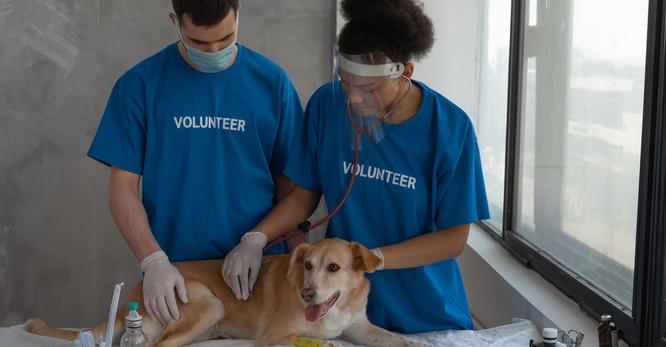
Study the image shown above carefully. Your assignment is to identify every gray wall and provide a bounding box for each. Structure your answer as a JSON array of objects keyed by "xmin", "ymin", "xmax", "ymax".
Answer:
[{"xmin": 0, "ymin": 0, "xmax": 336, "ymax": 328}]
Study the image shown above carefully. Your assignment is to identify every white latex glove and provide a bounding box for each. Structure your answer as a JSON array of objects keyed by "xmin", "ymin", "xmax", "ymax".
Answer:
[
  {"xmin": 141, "ymin": 251, "xmax": 188, "ymax": 325},
  {"xmin": 370, "ymin": 247, "xmax": 385, "ymax": 271},
  {"xmin": 222, "ymin": 231, "xmax": 267, "ymax": 300}
]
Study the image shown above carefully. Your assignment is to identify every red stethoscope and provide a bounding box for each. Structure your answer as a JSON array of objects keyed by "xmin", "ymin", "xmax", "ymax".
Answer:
[{"xmin": 263, "ymin": 77, "xmax": 412, "ymax": 252}]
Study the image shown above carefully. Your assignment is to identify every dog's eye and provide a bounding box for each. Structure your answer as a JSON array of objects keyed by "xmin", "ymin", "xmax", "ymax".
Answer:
[
  {"xmin": 304, "ymin": 261, "xmax": 313, "ymax": 270},
  {"xmin": 328, "ymin": 263, "xmax": 340, "ymax": 272}
]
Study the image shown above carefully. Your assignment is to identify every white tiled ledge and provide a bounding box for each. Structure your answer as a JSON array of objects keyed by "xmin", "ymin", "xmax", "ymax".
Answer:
[{"xmin": 459, "ymin": 225, "xmax": 607, "ymax": 347}]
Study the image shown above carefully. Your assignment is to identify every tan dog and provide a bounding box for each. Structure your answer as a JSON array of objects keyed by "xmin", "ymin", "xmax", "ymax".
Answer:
[{"xmin": 25, "ymin": 239, "xmax": 429, "ymax": 347}]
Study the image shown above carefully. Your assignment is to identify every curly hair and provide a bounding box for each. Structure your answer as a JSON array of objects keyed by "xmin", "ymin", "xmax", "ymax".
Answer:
[
  {"xmin": 172, "ymin": 0, "xmax": 239, "ymax": 27},
  {"xmin": 338, "ymin": 0, "xmax": 435, "ymax": 63}
]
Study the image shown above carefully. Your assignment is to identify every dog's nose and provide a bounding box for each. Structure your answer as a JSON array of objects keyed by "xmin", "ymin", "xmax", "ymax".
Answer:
[{"xmin": 301, "ymin": 287, "xmax": 315, "ymax": 303}]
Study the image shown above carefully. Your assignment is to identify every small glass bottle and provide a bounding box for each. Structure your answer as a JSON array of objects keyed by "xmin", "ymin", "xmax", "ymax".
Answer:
[
  {"xmin": 610, "ymin": 321, "xmax": 619, "ymax": 347},
  {"xmin": 120, "ymin": 301, "xmax": 148, "ymax": 347},
  {"xmin": 598, "ymin": 315, "xmax": 613, "ymax": 347}
]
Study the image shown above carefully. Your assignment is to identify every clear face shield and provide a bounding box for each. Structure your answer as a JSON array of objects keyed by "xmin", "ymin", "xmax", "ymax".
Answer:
[{"xmin": 333, "ymin": 50, "xmax": 409, "ymax": 150}]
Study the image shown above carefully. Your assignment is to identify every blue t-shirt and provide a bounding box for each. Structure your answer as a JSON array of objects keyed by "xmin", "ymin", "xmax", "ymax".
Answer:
[
  {"xmin": 284, "ymin": 81, "xmax": 490, "ymax": 333},
  {"xmin": 88, "ymin": 43, "xmax": 303, "ymax": 261}
]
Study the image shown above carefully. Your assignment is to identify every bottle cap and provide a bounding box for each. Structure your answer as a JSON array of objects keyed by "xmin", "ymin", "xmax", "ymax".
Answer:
[
  {"xmin": 601, "ymin": 314, "xmax": 611, "ymax": 321},
  {"xmin": 542, "ymin": 327, "xmax": 558, "ymax": 340},
  {"xmin": 125, "ymin": 302, "xmax": 143, "ymax": 328}
]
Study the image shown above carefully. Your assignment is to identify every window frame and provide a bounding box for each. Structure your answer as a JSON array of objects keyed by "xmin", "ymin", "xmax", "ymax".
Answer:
[
  {"xmin": 638, "ymin": 0, "xmax": 666, "ymax": 345},
  {"xmin": 476, "ymin": 0, "xmax": 666, "ymax": 345}
]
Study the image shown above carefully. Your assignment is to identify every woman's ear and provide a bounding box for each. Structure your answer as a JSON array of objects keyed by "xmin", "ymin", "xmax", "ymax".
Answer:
[
  {"xmin": 351, "ymin": 242, "xmax": 382, "ymax": 273},
  {"xmin": 287, "ymin": 243, "xmax": 312, "ymax": 286},
  {"xmin": 403, "ymin": 63, "xmax": 415, "ymax": 79}
]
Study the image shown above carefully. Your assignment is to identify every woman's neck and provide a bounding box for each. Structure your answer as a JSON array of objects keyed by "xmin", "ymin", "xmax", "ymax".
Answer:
[{"xmin": 384, "ymin": 79, "xmax": 423, "ymax": 124}]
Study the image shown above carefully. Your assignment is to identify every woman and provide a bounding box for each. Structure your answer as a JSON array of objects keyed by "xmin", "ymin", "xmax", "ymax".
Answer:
[{"xmin": 223, "ymin": 0, "xmax": 489, "ymax": 333}]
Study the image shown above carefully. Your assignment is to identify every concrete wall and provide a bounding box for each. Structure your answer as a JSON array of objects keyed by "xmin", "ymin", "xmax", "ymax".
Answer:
[{"xmin": 0, "ymin": 0, "xmax": 336, "ymax": 328}]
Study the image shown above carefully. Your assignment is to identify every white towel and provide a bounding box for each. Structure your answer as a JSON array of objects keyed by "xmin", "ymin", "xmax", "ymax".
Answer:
[{"xmin": 1, "ymin": 319, "xmax": 540, "ymax": 347}]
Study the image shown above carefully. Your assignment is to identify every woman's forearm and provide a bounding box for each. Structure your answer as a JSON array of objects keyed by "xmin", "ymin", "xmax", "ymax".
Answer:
[
  {"xmin": 380, "ymin": 224, "xmax": 471, "ymax": 270},
  {"xmin": 256, "ymin": 186, "xmax": 322, "ymax": 242}
]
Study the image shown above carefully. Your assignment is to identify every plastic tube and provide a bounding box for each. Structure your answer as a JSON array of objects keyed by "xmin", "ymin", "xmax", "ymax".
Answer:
[{"xmin": 105, "ymin": 282, "xmax": 124, "ymax": 347}]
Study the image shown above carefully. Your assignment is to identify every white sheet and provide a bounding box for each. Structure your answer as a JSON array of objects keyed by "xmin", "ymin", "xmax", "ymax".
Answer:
[{"xmin": 1, "ymin": 319, "xmax": 539, "ymax": 347}]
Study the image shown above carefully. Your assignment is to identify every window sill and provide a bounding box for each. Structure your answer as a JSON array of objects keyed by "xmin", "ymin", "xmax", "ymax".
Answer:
[{"xmin": 460, "ymin": 225, "xmax": 611, "ymax": 347}]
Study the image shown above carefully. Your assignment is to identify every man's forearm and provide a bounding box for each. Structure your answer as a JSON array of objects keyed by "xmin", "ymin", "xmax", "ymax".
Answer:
[
  {"xmin": 380, "ymin": 224, "xmax": 471, "ymax": 269},
  {"xmin": 109, "ymin": 168, "xmax": 161, "ymax": 262}
]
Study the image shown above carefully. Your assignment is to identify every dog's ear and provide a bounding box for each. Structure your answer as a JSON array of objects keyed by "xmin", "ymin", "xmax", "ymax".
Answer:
[
  {"xmin": 287, "ymin": 243, "xmax": 312, "ymax": 285},
  {"xmin": 351, "ymin": 242, "xmax": 381, "ymax": 273}
]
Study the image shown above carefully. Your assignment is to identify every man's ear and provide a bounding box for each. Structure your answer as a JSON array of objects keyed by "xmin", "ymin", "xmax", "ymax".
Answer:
[
  {"xmin": 169, "ymin": 13, "xmax": 177, "ymax": 26},
  {"xmin": 351, "ymin": 242, "xmax": 381, "ymax": 273},
  {"xmin": 287, "ymin": 243, "xmax": 312, "ymax": 286}
]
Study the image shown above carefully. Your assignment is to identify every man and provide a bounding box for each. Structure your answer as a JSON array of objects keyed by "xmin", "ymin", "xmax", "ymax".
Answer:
[{"xmin": 87, "ymin": 0, "xmax": 302, "ymax": 326}]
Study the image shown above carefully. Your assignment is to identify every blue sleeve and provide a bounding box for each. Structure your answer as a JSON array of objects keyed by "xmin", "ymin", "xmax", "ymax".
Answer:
[
  {"xmin": 87, "ymin": 72, "xmax": 146, "ymax": 175},
  {"xmin": 282, "ymin": 91, "xmax": 323, "ymax": 193},
  {"xmin": 435, "ymin": 122, "xmax": 490, "ymax": 229},
  {"xmin": 270, "ymin": 73, "xmax": 304, "ymax": 177}
]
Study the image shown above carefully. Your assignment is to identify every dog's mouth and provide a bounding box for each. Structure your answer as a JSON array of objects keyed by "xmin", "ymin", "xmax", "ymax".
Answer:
[{"xmin": 305, "ymin": 291, "xmax": 340, "ymax": 322}]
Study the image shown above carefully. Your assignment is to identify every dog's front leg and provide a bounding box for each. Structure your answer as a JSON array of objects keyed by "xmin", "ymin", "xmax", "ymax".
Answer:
[{"xmin": 342, "ymin": 318, "xmax": 432, "ymax": 347}]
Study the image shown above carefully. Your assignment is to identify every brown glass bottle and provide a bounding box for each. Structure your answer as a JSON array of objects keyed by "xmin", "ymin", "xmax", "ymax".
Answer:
[{"xmin": 598, "ymin": 315, "xmax": 613, "ymax": 347}]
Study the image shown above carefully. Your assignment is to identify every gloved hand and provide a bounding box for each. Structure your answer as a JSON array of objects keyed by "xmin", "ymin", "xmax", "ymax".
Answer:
[
  {"xmin": 141, "ymin": 250, "xmax": 188, "ymax": 325},
  {"xmin": 222, "ymin": 231, "xmax": 268, "ymax": 300},
  {"xmin": 370, "ymin": 247, "xmax": 385, "ymax": 270}
]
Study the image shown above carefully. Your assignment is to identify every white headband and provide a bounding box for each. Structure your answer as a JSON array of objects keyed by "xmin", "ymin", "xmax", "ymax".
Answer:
[{"xmin": 338, "ymin": 55, "xmax": 405, "ymax": 79}]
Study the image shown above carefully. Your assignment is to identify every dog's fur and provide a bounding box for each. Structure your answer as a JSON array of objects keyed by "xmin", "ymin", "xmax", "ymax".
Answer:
[{"xmin": 24, "ymin": 239, "xmax": 428, "ymax": 347}]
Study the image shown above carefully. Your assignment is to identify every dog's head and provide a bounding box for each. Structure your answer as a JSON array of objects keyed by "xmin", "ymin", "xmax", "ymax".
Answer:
[{"xmin": 287, "ymin": 238, "xmax": 381, "ymax": 322}]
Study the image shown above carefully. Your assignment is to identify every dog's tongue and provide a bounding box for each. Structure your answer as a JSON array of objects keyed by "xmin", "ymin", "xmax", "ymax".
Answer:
[
  {"xmin": 305, "ymin": 292, "xmax": 339, "ymax": 322},
  {"xmin": 305, "ymin": 304, "xmax": 327, "ymax": 322}
]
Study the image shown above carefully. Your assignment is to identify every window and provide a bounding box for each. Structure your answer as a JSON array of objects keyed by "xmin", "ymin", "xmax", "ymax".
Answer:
[
  {"xmin": 477, "ymin": 0, "xmax": 512, "ymax": 232},
  {"xmin": 515, "ymin": 0, "xmax": 648, "ymax": 310}
]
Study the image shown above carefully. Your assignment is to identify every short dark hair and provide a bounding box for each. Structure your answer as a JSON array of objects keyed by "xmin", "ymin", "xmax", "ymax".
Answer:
[
  {"xmin": 172, "ymin": 0, "xmax": 239, "ymax": 27},
  {"xmin": 338, "ymin": 0, "xmax": 434, "ymax": 63}
]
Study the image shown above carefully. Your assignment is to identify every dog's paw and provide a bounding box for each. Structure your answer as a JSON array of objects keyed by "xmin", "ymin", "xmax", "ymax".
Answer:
[{"xmin": 23, "ymin": 318, "xmax": 47, "ymax": 333}]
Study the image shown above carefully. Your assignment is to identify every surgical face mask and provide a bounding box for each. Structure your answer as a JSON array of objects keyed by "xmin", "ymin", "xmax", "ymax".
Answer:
[
  {"xmin": 174, "ymin": 16, "xmax": 239, "ymax": 73},
  {"xmin": 181, "ymin": 38, "xmax": 237, "ymax": 73}
]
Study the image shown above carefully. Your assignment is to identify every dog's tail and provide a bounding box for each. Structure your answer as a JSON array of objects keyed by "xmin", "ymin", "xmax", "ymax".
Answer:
[{"xmin": 24, "ymin": 316, "xmax": 122, "ymax": 343}]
